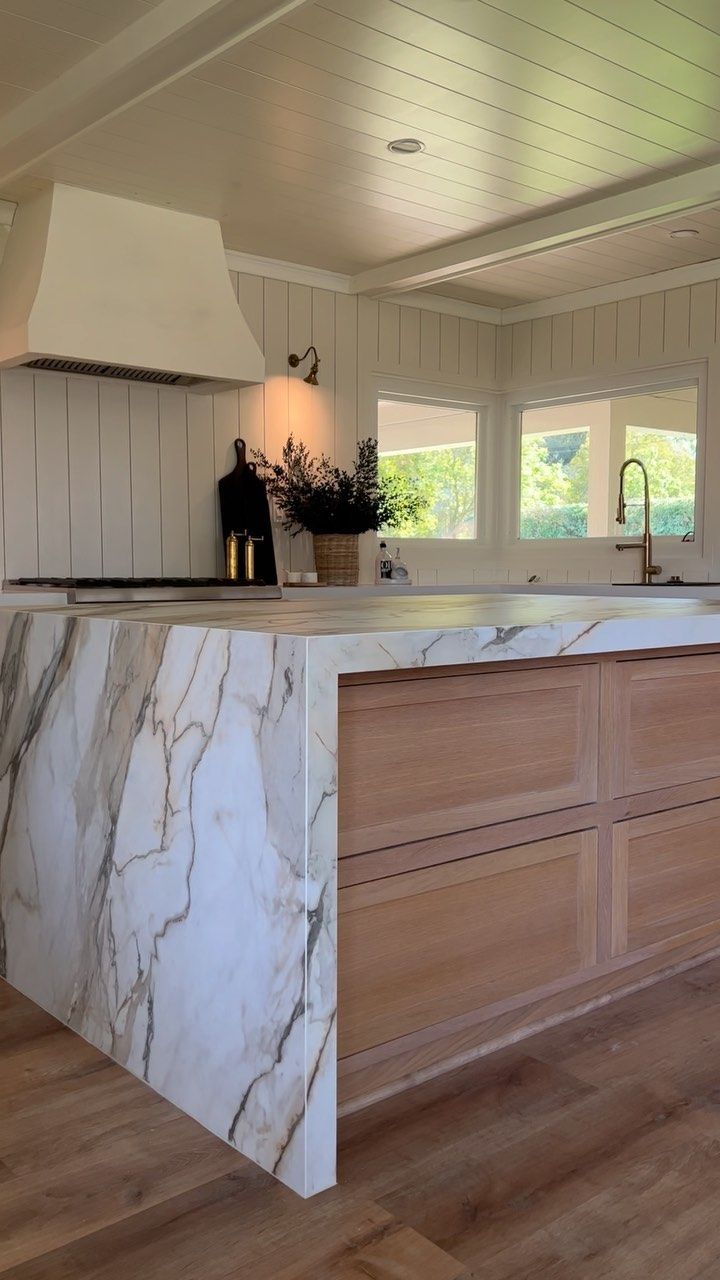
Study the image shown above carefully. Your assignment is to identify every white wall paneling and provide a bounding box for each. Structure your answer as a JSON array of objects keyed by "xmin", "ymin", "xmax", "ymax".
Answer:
[
  {"xmin": 572, "ymin": 308, "xmax": 595, "ymax": 370},
  {"xmin": 616, "ymin": 298, "xmax": 641, "ymax": 364},
  {"xmin": 334, "ymin": 292, "xmax": 358, "ymax": 469},
  {"xmin": 67, "ymin": 377, "xmax": 102, "ymax": 578},
  {"xmin": 530, "ymin": 316, "xmax": 552, "ymax": 378},
  {"xmin": 551, "ymin": 312, "xmax": 573, "ymax": 373},
  {"xmin": 419, "ymin": 310, "xmax": 440, "ymax": 373},
  {"xmin": 98, "ymin": 380, "xmax": 132, "ymax": 577},
  {"xmin": 477, "ymin": 323, "xmax": 496, "ymax": 384},
  {"xmin": 1, "ymin": 369, "xmax": 36, "ymax": 579},
  {"xmin": 128, "ymin": 383, "xmax": 161, "ymax": 578},
  {"xmin": 440, "ymin": 314, "xmax": 460, "ymax": 377},
  {"xmin": 378, "ymin": 302, "xmax": 400, "ymax": 371},
  {"xmin": 159, "ymin": 388, "xmax": 190, "ymax": 577},
  {"xmin": 399, "ymin": 306, "xmax": 421, "ymax": 373},
  {"xmin": 186, "ymin": 394, "xmax": 216, "ymax": 578},
  {"xmin": 34, "ymin": 372, "xmax": 70, "ymax": 577},
  {"xmin": 309, "ymin": 288, "xmax": 335, "ymax": 458}
]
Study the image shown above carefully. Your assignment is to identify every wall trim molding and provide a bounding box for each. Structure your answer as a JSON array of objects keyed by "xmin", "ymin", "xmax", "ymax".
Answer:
[
  {"xmin": 224, "ymin": 247, "xmax": 353, "ymax": 293},
  {"xmin": 224, "ymin": 248, "xmax": 502, "ymax": 322}
]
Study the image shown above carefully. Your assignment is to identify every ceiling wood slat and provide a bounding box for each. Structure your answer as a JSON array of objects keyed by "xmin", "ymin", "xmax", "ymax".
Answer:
[
  {"xmin": 284, "ymin": 4, "xmax": 692, "ymax": 166},
  {"xmin": 318, "ymin": 0, "xmax": 720, "ymax": 151}
]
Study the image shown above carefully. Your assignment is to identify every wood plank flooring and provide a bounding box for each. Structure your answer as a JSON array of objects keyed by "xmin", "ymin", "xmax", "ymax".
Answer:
[{"xmin": 3, "ymin": 961, "xmax": 720, "ymax": 1277}]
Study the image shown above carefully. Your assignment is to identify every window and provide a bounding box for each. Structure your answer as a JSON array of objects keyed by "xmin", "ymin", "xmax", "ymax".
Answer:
[
  {"xmin": 377, "ymin": 398, "xmax": 478, "ymax": 539},
  {"xmin": 518, "ymin": 384, "xmax": 698, "ymax": 540}
]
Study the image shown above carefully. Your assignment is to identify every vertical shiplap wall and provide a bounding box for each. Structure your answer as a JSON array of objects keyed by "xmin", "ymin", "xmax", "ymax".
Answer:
[
  {"xmin": 501, "ymin": 284, "xmax": 716, "ymax": 386},
  {"xmin": 0, "ymin": 272, "xmax": 497, "ymax": 581}
]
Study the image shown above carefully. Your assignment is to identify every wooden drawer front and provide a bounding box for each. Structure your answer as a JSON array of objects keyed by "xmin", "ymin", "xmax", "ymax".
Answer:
[
  {"xmin": 612, "ymin": 653, "xmax": 720, "ymax": 798},
  {"xmin": 612, "ymin": 800, "xmax": 720, "ymax": 957},
  {"xmin": 338, "ymin": 665, "xmax": 599, "ymax": 856},
  {"xmin": 338, "ymin": 831, "xmax": 598, "ymax": 1059}
]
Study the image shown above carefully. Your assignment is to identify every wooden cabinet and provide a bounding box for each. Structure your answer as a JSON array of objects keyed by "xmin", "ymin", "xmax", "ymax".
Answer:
[
  {"xmin": 611, "ymin": 653, "xmax": 720, "ymax": 798},
  {"xmin": 612, "ymin": 799, "xmax": 720, "ymax": 957},
  {"xmin": 338, "ymin": 664, "xmax": 599, "ymax": 856},
  {"xmin": 337, "ymin": 649, "xmax": 720, "ymax": 1110},
  {"xmin": 338, "ymin": 831, "xmax": 598, "ymax": 1059}
]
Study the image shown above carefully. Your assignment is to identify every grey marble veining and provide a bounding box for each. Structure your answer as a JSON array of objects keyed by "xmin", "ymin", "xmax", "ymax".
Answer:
[{"xmin": 2, "ymin": 593, "xmax": 720, "ymax": 1196}]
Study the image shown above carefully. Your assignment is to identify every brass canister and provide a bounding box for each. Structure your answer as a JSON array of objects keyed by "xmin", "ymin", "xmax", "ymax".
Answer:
[{"xmin": 225, "ymin": 531, "xmax": 240, "ymax": 580}]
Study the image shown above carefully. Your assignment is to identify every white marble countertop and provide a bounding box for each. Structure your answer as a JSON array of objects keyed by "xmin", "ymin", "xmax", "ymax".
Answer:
[{"xmin": 9, "ymin": 590, "xmax": 720, "ymax": 639}]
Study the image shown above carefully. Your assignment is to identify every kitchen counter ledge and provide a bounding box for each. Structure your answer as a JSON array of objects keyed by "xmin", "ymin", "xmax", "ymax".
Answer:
[
  {"xmin": 1, "ymin": 592, "xmax": 720, "ymax": 1198},
  {"xmin": 14, "ymin": 588, "xmax": 720, "ymax": 637}
]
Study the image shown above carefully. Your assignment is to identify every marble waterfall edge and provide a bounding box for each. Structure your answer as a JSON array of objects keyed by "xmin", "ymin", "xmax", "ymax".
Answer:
[{"xmin": 0, "ymin": 609, "xmax": 334, "ymax": 1197}]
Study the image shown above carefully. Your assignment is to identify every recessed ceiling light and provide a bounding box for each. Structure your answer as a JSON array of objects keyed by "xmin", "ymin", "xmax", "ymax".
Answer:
[
  {"xmin": 387, "ymin": 138, "xmax": 425, "ymax": 154},
  {"xmin": 670, "ymin": 227, "xmax": 700, "ymax": 239}
]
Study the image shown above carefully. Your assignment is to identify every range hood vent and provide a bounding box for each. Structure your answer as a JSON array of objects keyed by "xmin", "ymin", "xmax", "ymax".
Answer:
[
  {"xmin": 24, "ymin": 358, "xmax": 199, "ymax": 386},
  {"xmin": 0, "ymin": 185, "xmax": 265, "ymax": 394}
]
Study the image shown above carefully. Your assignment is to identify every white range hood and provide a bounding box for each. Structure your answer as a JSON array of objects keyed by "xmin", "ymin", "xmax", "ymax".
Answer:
[{"xmin": 0, "ymin": 184, "xmax": 264, "ymax": 393}]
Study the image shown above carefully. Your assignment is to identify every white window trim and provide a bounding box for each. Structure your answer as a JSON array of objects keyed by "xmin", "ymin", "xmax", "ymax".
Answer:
[
  {"xmin": 371, "ymin": 375, "xmax": 500, "ymax": 552},
  {"xmin": 502, "ymin": 360, "xmax": 708, "ymax": 564}
]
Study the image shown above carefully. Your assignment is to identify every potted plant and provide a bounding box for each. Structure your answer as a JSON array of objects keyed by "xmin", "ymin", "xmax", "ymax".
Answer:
[{"xmin": 254, "ymin": 436, "xmax": 425, "ymax": 585}]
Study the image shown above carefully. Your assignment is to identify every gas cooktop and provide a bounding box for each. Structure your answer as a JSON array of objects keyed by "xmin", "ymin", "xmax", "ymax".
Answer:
[{"xmin": 4, "ymin": 577, "xmax": 282, "ymax": 603}]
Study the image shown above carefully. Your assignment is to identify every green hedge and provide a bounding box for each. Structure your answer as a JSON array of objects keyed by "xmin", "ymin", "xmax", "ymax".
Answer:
[
  {"xmin": 520, "ymin": 497, "xmax": 694, "ymax": 540},
  {"xmin": 520, "ymin": 504, "xmax": 587, "ymax": 539}
]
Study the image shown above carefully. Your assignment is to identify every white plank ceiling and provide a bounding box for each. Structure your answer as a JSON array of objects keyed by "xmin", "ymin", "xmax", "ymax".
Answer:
[{"xmin": 3, "ymin": 0, "xmax": 720, "ymax": 305}]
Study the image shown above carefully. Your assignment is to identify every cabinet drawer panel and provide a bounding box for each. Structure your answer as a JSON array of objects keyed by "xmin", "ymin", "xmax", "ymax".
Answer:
[
  {"xmin": 612, "ymin": 799, "xmax": 720, "ymax": 956},
  {"xmin": 338, "ymin": 664, "xmax": 599, "ymax": 856},
  {"xmin": 612, "ymin": 653, "xmax": 720, "ymax": 797},
  {"xmin": 338, "ymin": 831, "xmax": 598, "ymax": 1059}
]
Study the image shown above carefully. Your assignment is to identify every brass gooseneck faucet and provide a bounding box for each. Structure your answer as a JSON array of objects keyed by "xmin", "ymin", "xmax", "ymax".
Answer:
[{"xmin": 615, "ymin": 457, "xmax": 662, "ymax": 585}]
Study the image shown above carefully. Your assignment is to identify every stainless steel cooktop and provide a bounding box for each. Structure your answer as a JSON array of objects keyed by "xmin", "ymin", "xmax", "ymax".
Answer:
[{"xmin": 4, "ymin": 577, "xmax": 282, "ymax": 603}]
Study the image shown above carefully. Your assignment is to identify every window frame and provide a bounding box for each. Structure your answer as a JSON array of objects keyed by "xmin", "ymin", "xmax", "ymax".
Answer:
[
  {"xmin": 373, "ymin": 376, "xmax": 498, "ymax": 547},
  {"xmin": 503, "ymin": 362, "xmax": 708, "ymax": 559}
]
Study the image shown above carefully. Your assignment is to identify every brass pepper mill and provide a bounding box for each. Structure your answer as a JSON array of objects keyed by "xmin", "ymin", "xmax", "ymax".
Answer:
[
  {"xmin": 225, "ymin": 530, "xmax": 240, "ymax": 581},
  {"xmin": 243, "ymin": 532, "xmax": 263, "ymax": 583}
]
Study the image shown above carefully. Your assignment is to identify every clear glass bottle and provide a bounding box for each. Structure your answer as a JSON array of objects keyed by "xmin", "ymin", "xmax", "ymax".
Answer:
[{"xmin": 375, "ymin": 540, "xmax": 393, "ymax": 583}]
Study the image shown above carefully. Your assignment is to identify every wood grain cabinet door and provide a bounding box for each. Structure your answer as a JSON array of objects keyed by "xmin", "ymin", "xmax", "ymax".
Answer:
[
  {"xmin": 612, "ymin": 800, "xmax": 720, "ymax": 958},
  {"xmin": 612, "ymin": 653, "xmax": 720, "ymax": 797},
  {"xmin": 338, "ymin": 831, "xmax": 598, "ymax": 1059},
  {"xmin": 338, "ymin": 665, "xmax": 600, "ymax": 856}
]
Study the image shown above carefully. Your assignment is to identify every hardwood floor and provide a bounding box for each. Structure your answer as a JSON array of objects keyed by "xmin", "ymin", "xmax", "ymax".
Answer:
[{"xmin": 3, "ymin": 962, "xmax": 720, "ymax": 1277}]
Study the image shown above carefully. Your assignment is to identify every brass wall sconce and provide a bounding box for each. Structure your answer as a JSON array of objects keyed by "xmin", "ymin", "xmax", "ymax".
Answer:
[{"xmin": 288, "ymin": 345, "xmax": 320, "ymax": 385}]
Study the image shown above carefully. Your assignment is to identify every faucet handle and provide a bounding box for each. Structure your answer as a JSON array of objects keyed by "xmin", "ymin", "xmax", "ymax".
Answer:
[{"xmin": 647, "ymin": 564, "xmax": 662, "ymax": 577}]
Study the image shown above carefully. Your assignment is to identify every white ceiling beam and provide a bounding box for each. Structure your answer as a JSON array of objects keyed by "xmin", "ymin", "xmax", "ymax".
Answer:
[
  {"xmin": 350, "ymin": 164, "xmax": 720, "ymax": 297},
  {"xmin": 0, "ymin": 0, "xmax": 311, "ymax": 187}
]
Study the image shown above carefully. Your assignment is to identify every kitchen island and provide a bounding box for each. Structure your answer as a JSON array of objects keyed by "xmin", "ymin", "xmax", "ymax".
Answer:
[{"xmin": 2, "ymin": 593, "xmax": 720, "ymax": 1197}]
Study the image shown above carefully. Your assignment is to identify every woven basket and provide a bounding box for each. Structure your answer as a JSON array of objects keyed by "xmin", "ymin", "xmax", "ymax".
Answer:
[{"xmin": 313, "ymin": 533, "xmax": 360, "ymax": 586}]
